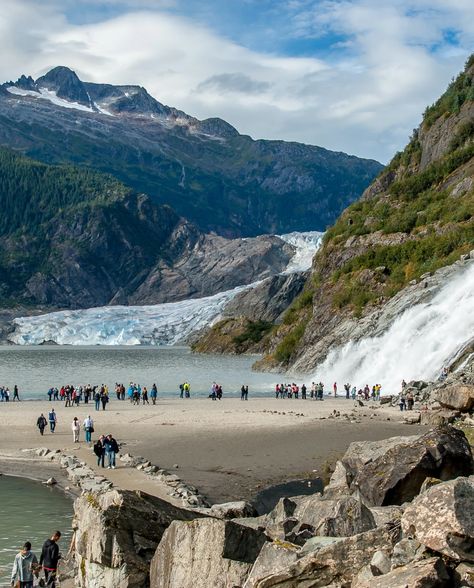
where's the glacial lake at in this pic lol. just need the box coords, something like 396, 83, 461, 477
0, 476, 73, 584
0, 346, 286, 400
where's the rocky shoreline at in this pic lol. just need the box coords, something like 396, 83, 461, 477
9, 377, 472, 587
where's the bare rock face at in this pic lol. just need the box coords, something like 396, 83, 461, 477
73, 489, 203, 588
353, 557, 450, 588
287, 494, 376, 544
339, 426, 474, 506
150, 518, 267, 588
435, 384, 474, 412
243, 542, 298, 588
246, 525, 395, 587
401, 475, 474, 562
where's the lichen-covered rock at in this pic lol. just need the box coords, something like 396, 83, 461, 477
401, 475, 474, 562
150, 518, 267, 588
369, 506, 403, 528
340, 426, 474, 506
435, 384, 474, 412
247, 525, 395, 587
454, 562, 474, 587
353, 557, 450, 588
390, 538, 428, 569
73, 489, 203, 588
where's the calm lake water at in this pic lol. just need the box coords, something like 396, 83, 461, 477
0, 346, 285, 399
0, 476, 73, 585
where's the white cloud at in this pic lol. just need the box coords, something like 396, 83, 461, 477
0, 0, 472, 162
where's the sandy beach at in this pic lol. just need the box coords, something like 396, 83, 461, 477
0, 397, 426, 503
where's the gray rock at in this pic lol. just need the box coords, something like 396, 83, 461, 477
73, 488, 204, 587
323, 460, 350, 499
299, 536, 345, 556
370, 550, 391, 576
44, 477, 57, 486
340, 426, 474, 506
454, 562, 474, 587
209, 501, 258, 519
420, 409, 460, 426
369, 506, 403, 528
402, 475, 474, 561
243, 542, 298, 588
435, 384, 474, 412
353, 557, 450, 588
391, 538, 428, 570
150, 518, 267, 588
246, 525, 395, 587
288, 494, 376, 543
35, 447, 51, 457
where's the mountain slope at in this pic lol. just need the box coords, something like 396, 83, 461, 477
0, 66, 382, 237
259, 55, 474, 372
0, 148, 294, 309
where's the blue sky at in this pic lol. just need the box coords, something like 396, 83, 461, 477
0, 0, 473, 162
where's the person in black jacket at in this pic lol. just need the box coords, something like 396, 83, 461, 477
104, 434, 119, 469
39, 531, 61, 587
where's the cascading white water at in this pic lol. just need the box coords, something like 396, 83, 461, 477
310, 261, 474, 393
10, 231, 323, 346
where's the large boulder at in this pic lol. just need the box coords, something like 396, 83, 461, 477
435, 384, 474, 412
340, 426, 474, 506
402, 475, 474, 562
287, 494, 376, 543
209, 501, 257, 519
246, 525, 396, 587
150, 518, 267, 588
73, 489, 203, 588
243, 542, 298, 588
353, 557, 450, 588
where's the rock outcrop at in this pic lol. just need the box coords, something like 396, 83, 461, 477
73, 489, 204, 588
150, 518, 267, 588
435, 384, 474, 412
336, 426, 474, 506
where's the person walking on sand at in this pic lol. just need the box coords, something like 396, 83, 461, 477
150, 383, 158, 405
11, 540, 39, 588
48, 409, 57, 433
13, 385, 20, 401
71, 417, 80, 443
104, 433, 119, 469
37, 413, 47, 436
83, 415, 94, 444
94, 435, 106, 468
39, 531, 61, 588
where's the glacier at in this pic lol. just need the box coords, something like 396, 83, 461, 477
10, 232, 323, 346
309, 260, 474, 393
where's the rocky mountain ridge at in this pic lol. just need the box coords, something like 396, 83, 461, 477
0, 66, 382, 237
258, 55, 474, 376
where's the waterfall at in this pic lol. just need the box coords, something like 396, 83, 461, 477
309, 261, 474, 394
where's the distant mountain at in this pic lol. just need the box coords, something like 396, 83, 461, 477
259, 55, 474, 371
0, 66, 382, 237
0, 148, 295, 309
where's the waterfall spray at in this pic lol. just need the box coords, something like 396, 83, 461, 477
310, 261, 474, 394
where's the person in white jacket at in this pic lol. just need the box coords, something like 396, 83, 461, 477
11, 541, 38, 587
71, 416, 80, 443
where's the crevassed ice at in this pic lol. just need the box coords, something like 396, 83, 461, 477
10, 232, 322, 346
310, 261, 474, 393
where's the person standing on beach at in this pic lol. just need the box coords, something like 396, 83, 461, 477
39, 531, 61, 588
244, 385, 249, 400
104, 434, 119, 469
83, 415, 94, 444
94, 389, 101, 411
13, 385, 20, 401
150, 383, 158, 405
48, 409, 57, 433
71, 417, 80, 443
94, 435, 106, 468
10, 540, 38, 588
333, 382, 337, 397
37, 414, 47, 436
241, 385, 245, 400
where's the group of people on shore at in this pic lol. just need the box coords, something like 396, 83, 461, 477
10, 530, 62, 588
124, 382, 158, 404
47, 384, 110, 410
0, 385, 20, 402
275, 382, 383, 401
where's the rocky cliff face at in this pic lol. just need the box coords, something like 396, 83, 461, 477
0, 66, 382, 237
260, 55, 474, 375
